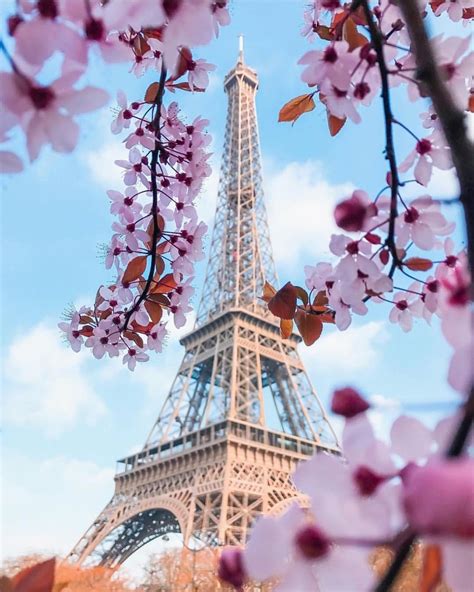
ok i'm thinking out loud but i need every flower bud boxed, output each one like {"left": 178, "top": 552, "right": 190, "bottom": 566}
{"left": 334, "top": 191, "right": 372, "bottom": 232}
{"left": 218, "top": 547, "right": 247, "bottom": 589}
{"left": 295, "top": 525, "right": 331, "bottom": 559}
{"left": 331, "top": 387, "right": 370, "bottom": 418}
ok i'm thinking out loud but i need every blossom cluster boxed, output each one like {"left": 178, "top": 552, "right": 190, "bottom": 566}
{"left": 219, "top": 388, "right": 474, "bottom": 591}
{"left": 266, "top": 0, "right": 473, "bottom": 398}
{"left": 0, "top": 0, "right": 229, "bottom": 172}
{"left": 60, "top": 96, "right": 212, "bottom": 370}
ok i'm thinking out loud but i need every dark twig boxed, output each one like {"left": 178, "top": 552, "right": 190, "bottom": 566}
{"left": 121, "top": 66, "right": 167, "bottom": 333}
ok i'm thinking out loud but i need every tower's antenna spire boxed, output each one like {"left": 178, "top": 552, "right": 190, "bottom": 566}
{"left": 238, "top": 34, "right": 244, "bottom": 63}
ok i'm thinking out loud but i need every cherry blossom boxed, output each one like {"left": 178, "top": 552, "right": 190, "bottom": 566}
{"left": 399, "top": 135, "right": 452, "bottom": 186}
{"left": 0, "top": 70, "right": 108, "bottom": 160}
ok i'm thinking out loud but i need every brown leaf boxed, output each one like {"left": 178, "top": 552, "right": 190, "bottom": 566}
{"left": 278, "top": 94, "right": 315, "bottom": 124}
{"left": 268, "top": 282, "right": 298, "bottom": 320}
{"left": 131, "top": 321, "right": 154, "bottom": 333}
{"left": 280, "top": 318, "right": 293, "bottom": 339}
{"left": 12, "top": 558, "right": 55, "bottom": 592}
{"left": 167, "top": 81, "right": 205, "bottom": 93}
{"left": 319, "top": 312, "right": 335, "bottom": 324}
{"left": 124, "top": 331, "right": 144, "bottom": 349}
{"left": 79, "top": 315, "right": 94, "bottom": 324}
{"left": 122, "top": 256, "right": 148, "bottom": 285}
{"left": 420, "top": 545, "right": 442, "bottom": 592}
{"left": 173, "top": 46, "right": 192, "bottom": 81}
{"left": 294, "top": 286, "right": 309, "bottom": 307}
{"left": 315, "top": 25, "right": 333, "bottom": 41}
{"left": 148, "top": 293, "right": 170, "bottom": 306}
{"left": 155, "top": 255, "right": 165, "bottom": 276}
{"left": 313, "top": 290, "right": 329, "bottom": 307}
{"left": 327, "top": 111, "right": 346, "bottom": 136}
{"left": 404, "top": 257, "right": 433, "bottom": 272}
{"left": 80, "top": 326, "right": 94, "bottom": 337}
{"left": 295, "top": 309, "right": 323, "bottom": 346}
{"left": 261, "top": 281, "right": 277, "bottom": 303}
{"left": 469, "top": 93, "right": 474, "bottom": 113}
{"left": 151, "top": 273, "right": 178, "bottom": 294}
{"left": 144, "top": 82, "right": 159, "bottom": 103}
{"left": 343, "top": 17, "right": 369, "bottom": 51}
{"left": 146, "top": 214, "right": 165, "bottom": 247}
{"left": 145, "top": 300, "right": 163, "bottom": 324}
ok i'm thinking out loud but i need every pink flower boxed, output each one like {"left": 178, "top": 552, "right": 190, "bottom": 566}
{"left": 399, "top": 136, "right": 452, "bottom": 186}
{"left": 122, "top": 348, "right": 149, "bottom": 371}
{"left": 58, "top": 313, "right": 83, "bottom": 352}
{"left": 389, "top": 292, "right": 422, "bottom": 332}
{"left": 304, "top": 262, "right": 334, "bottom": 292}
{"left": 321, "top": 81, "right": 362, "bottom": 123}
{"left": 433, "top": 2, "right": 472, "bottom": 23}
{"left": 299, "top": 41, "right": 357, "bottom": 90}
{"left": 0, "top": 150, "right": 23, "bottom": 174}
{"left": 115, "top": 147, "right": 150, "bottom": 186}
{"left": 402, "top": 460, "right": 474, "bottom": 538}
{"left": 0, "top": 71, "right": 108, "bottom": 161}
{"left": 111, "top": 91, "right": 139, "bottom": 134}
{"left": 218, "top": 548, "right": 247, "bottom": 589}
{"left": 395, "top": 196, "right": 454, "bottom": 250}
{"left": 187, "top": 58, "right": 215, "bottom": 90}
{"left": 147, "top": 323, "right": 167, "bottom": 353}
{"left": 334, "top": 190, "right": 376, "bottom": 232}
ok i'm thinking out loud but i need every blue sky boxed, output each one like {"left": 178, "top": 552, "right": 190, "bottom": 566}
{"left": 1, "top": 0, "right": 467, "bottom": 576}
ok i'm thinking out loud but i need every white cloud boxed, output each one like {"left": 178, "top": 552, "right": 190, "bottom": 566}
{"left": 82, "top": 139, "right": 128, "bottom": 189}
{"left": 3, "top": 323, "right": 106, "bottom": 437}
{"left": 2, "top": 451, "right": 114, "bottom": 561}
{"left": 300, "top": 320, "right": 390, "bottom": 377}
{"left": 265, "top": 160, "right": 353, "bottom": 268}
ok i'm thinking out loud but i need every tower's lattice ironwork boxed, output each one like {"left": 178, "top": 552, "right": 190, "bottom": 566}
{"left": 68, "top": 41, "right": 339, "bottom": 568}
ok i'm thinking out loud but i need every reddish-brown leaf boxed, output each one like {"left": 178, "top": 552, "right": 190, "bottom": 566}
{"left": 145, "top": 300, "right": 163, "bottom": 324}
{"left": 151, "top": 273, "right": 178, "bottom": 294}
{"left": 278, "top": 94, "right": 315, "bottom": 124}
{"left": 295, "top": 310, "right": 323, "bottom": 346}
{"left": 268, "top": 282, "right": 298, "bottom": 320}
{"left": 327, "top": 111, "right": 346, "bottom": 136}
{"left": 319, "top": 312, "right": 335, "bottom": 324}
{"left": 343, "top": 17, "right": 369, "bottom": 51}
{"left": 261, "top": 281, "right": 277, "bottom": 303}
{"left": 146, "top": 214, "right": 165, "bottom": 247}
{"left": 469, "top": 93, "right": 474, "bottom": 113}
{"left": 404, "top": 257, "right": 433, "bottom": 272}
{"left": 155, "top": 255, "right": 165, "bottom": 276}
{"left": 463, "top": 7, "right": 474, "bottom": 19}
{"left": 313, "top": 290, "right": 329, "bottom": 307}
{"left": 79, "top": 315, "right": 94, "bottom": 324}
{"left": 294, "top": 286, "right": 309, "bottom": 307}
{"left": 167, "top": 81, "right": 205, "bottom": 93}
{"left": 124, "top": 331, "right": 144, "bottom": 349}
{"left": 12, "top": 558, "right": 55, "bottom": 592}
{"left": 420, "top": 545, "right": 443, "bottom": 592}
{"left": 173, "top": 46, "right": 192, "bottom": 81}
{"left": 80, "top": 326, "right": 94, "bottom": 337}
{"left": 144, "top": 82, "right": 159, "bottom": 103}
{"left": 133, "top": 34, "right": 150, "bottom": 58}
{"left": 148, "top": 293, "right": 170, "bottom": 306}
{"left": 131, "top": 321, "right": 154, "bottom": 334}
{"left": 280, "top": 318, "right": 293, "bottom": 339}
{"left": 122, "top": 256, "right": 148, "bottom": 285}
{"left": 315, "top": 25, "right": 333, "bottom": 41}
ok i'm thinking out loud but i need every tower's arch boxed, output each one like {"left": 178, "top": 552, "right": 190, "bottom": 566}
{"left": 69, "top": 496, "right": 189, "bottom": 567}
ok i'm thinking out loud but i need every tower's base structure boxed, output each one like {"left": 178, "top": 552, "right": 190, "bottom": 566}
{"left": 68, "top": 40, "right": 339, "bottom": 569}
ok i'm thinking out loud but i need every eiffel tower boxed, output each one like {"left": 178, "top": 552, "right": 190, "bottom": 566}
{"left": 68, "top": 38, "right": 339, "bottom": 568}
